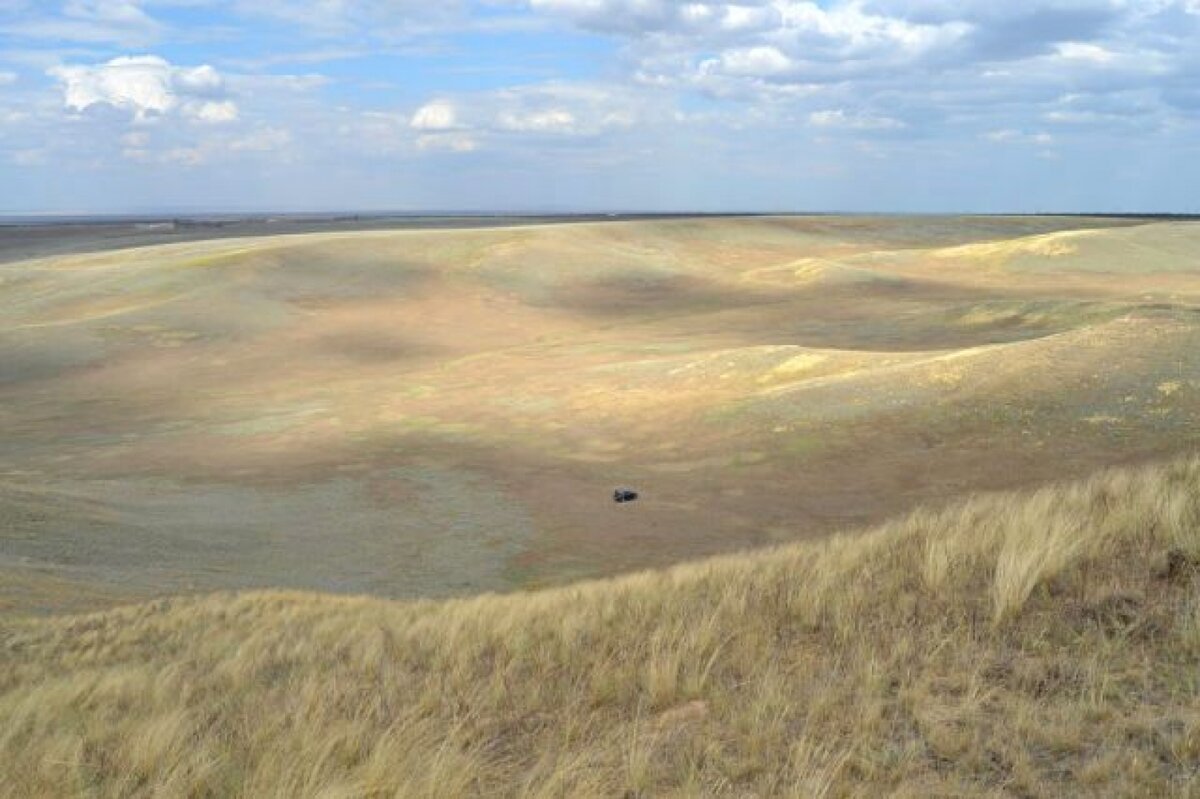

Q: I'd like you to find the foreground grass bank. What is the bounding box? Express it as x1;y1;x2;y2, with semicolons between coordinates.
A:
3;457;1200;797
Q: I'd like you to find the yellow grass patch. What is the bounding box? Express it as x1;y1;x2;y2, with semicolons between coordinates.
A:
772;352;830;376
933;229;1088;263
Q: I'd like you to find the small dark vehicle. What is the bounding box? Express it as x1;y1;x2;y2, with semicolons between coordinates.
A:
613;488;639;503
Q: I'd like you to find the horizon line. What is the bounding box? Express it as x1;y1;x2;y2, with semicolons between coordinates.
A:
4;209;1200;225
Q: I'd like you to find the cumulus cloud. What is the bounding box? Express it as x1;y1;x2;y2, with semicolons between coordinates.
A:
506;0;1200;170
705;46;793;77
336;81;645;158
535;2;978;107
410;100;460;131
6;0;1200;210
402;83;642;148
530;0;972;76
48;56;239;124
524;0;1194;105
340;107;479;155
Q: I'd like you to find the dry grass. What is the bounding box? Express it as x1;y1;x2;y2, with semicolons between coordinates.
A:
3;457;1200;797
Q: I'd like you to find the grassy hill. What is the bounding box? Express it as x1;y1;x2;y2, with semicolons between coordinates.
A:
5;216;1200;614
3;456;1199;797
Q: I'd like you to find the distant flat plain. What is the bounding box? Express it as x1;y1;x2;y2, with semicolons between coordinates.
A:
3;214;1200;614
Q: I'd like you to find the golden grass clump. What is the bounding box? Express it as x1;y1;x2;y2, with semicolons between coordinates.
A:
3;457;1200;797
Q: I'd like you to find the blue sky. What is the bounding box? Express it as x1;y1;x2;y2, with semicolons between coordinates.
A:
1;1;1198;213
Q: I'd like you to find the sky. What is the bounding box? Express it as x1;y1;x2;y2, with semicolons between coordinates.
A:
0;1;1198;214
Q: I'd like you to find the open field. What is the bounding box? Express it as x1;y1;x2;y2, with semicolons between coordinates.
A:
3;215;1200;613
3;456;1200;796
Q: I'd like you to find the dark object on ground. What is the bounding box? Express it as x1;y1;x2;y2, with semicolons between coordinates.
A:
613;488;639;503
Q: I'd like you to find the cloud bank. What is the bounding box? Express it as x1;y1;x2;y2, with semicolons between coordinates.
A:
1;0;1198;211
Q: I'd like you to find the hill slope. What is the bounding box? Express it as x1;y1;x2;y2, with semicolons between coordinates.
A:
5;216;1200;613
3;457;1199;797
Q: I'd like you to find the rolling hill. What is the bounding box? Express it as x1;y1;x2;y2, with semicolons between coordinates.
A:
3;216;1200;612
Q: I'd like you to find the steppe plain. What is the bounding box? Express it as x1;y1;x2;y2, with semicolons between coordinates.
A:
3;214;1200;614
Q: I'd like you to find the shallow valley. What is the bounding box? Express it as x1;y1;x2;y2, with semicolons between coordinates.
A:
3;215;1200;613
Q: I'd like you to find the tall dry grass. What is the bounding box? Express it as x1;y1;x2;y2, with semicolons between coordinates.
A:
3;457;1200;796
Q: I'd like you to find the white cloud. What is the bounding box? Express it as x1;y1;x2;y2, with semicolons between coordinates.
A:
532;1;976;108
410;100;459;131
326;80;647;161
407;83;643;143
5;0;1199;212
51;56;175;120
705;46;794;78
808;109;904;129
518;0;1197;130
174;63;223;94
1055;41;1117;64
48;55;239;124
191;99;239;123
530;0;971;68
679;3;778;34
487;84;642;136
774;1;971;56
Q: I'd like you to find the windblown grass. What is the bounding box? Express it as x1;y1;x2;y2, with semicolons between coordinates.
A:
3;457;1200;796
